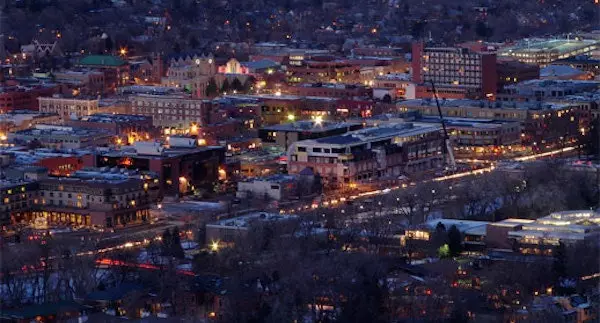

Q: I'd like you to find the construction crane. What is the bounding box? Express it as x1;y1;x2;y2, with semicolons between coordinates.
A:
430;81;456;172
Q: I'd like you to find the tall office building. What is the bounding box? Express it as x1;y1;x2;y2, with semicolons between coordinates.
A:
411;42;497;99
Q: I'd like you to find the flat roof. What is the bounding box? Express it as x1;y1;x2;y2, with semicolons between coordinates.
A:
223;93;338;102
207;212;297;228
500;39;599;54
311;123;440;146
424;219;490;233
400;98;575;111
262;120;360;133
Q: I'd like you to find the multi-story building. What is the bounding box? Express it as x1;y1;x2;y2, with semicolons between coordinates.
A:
38;96;100;121
398;99;585;147
259;120;363;149
507;210;600;255
90;140;225;195
13;177;152;228
161;53;216;98
552;57;600;76
0;110;60;134
76;55;130;92
224;94;373;125
373;73;416;100
285;83;371;99
286;57;361;83
498;38;599;66
498;80;600;102
8;124;112;149
411;43;497;99
496;59;540;92
66;113;156;141
0;84;57;112
129;93;211;128
0;180;39;225
205;212;299;246
287;123;443;185
53;69;105;95
236;174;298;201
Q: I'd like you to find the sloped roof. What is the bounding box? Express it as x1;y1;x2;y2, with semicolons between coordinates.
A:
79;55;127;67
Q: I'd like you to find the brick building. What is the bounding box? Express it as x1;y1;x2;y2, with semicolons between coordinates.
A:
411;43;497;99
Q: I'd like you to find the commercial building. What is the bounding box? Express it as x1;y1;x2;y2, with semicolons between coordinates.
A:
76;55;130;92
286;57;361;83
498;80;600;102
397;99;585;147
66;113;156;141
370;113;522;157
8;124;112;149
287;123;443;185
552;57;600;76
52;69;105;95
0;84;57;112
236;174;298;201
205;212;299;246
129;93;212;128
409;210;600;255
498;38;599;66
224;93;374;125
13;177;152;228
0;110;60;133
0;180;39;225
259;120;362;149
285;83;371;99
507;210;600;255
411;43;497;99
91;140;225;195
496;59;540;92
373;73;416;100
38;96;100;121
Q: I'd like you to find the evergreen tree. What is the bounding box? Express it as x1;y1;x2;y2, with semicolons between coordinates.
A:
170;227;185;259
553;242;567;281
161;229;172;256
205;77;218;97
447;225;462;257
312;172;323;195
104;36;113;53
221;79;230;94
231;78;243;92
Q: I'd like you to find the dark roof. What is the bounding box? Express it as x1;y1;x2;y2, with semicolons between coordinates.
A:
315;135;361;145
0;301;88;319
79;55;127;67
86;283;145;301
299;167;315;176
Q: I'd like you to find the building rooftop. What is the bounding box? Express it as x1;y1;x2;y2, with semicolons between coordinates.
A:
424;219;490;234
240;174;297;184
313;122;440;146
223;93;338;102
207;211;297;229
78;55;127;67
400;98;576;111
118;85;182;95
499;39;599;55
80;113;151;123
262;120;360;133
541;65;587;78
10;124;111;138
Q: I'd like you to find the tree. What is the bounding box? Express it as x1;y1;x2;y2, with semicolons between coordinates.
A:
161;229;172;256
553;242;567;283
231;78;243;92
221;79;230;94
312;172;323;195
447;225;462;257
170;227;185;259
205;77;218;97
